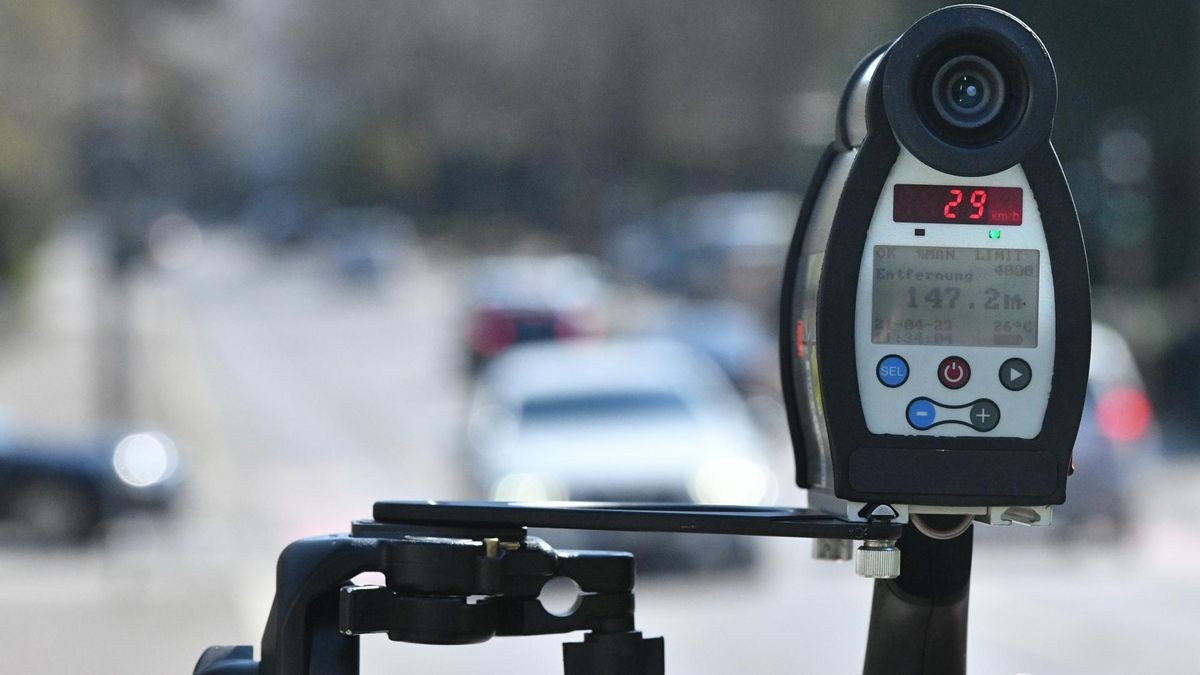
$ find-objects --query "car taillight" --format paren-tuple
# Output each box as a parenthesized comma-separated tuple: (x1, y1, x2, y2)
(469, 311, 517, 355)
(553, 316, 580, 339)
(1096, 386, 1152, 443)
(554, 311, 602, 339)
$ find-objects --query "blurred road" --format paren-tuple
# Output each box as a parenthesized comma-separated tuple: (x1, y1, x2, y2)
(0, 230, 1198, 674)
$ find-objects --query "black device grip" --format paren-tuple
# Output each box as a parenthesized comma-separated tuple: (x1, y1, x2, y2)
(862, 522, 973, 675)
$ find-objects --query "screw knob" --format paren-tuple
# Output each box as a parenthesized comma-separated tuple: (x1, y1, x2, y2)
(855, 539, 901, 579)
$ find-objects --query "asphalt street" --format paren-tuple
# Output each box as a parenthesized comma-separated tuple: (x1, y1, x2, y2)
(0, 230, 1197, 674)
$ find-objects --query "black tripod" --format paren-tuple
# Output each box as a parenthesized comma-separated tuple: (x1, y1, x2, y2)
(193, 501, 971, 675)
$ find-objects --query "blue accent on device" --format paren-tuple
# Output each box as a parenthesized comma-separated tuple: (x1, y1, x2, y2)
(906, 398, 937, 430)
(877, 355, 909, 387)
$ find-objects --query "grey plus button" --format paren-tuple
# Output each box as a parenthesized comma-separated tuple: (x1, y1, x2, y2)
(999, 358, 1032, 391)
(969, 399, 1000, 432)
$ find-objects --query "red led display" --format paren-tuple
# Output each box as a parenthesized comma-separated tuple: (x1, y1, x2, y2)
(893, 184, 1023, 225)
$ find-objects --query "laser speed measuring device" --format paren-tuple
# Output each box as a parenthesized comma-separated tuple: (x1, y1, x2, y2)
(781, 5, 1091, 530)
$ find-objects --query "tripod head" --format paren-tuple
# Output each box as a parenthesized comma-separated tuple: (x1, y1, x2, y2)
(194, 502, 901, 675)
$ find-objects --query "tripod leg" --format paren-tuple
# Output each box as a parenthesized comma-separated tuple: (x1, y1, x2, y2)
(259, 536, 379, 675)
(562, 630, 665, 675)
(862, 522, 973, 675)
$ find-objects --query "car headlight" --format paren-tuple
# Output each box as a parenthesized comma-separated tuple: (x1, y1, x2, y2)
(490, 472, 569, 502)
(689, 456, 775, 506)
(113, 432, 179, 488)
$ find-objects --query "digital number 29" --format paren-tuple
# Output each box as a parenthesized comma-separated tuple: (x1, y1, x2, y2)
(943, 189, 986, 220)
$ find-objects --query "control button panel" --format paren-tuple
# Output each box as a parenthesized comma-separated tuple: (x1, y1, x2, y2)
(868, 351, 1036, 436)
(999, 358, 1032, 391)
(906, 397, 1001, 432)
(938, 356, 970, 389)
(876, 355, 909, 388)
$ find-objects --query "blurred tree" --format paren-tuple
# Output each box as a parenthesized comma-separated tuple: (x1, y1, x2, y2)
(0, 0, 86, 300)
(988, 0, 1200, 289)
(269, 0, 912, 247)
(142, 0, 1200, 289)
(73, 0, 226, 424)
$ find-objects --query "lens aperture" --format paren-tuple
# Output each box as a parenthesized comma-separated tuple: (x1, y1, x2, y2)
(950, 74, 987, 110)
(931, 55, 1005, 130)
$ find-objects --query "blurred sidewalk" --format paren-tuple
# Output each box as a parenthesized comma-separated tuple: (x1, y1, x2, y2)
(0, 230, 107, 432)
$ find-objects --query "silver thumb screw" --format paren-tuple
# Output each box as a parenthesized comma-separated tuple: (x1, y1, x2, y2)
(855, 539, 901, 579)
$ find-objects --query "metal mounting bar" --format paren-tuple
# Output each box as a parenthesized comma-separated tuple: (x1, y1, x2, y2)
(369, 501, 903, 540)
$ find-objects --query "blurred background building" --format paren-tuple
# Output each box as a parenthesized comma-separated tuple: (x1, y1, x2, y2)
(0, 1, 1197, 673)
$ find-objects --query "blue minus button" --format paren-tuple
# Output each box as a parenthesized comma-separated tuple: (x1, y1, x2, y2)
(877, 355, 909, 388)
(906, 398, 937, 430)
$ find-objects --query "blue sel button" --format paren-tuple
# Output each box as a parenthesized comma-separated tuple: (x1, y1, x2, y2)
(906, 398, 937, 430)
(876, 355, 910, 387)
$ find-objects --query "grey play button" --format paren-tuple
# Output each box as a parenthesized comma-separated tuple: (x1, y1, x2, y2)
(999, 358, 1032, 391)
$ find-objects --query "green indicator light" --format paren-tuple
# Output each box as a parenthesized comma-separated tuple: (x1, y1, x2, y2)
(988, 229, 1001, 239)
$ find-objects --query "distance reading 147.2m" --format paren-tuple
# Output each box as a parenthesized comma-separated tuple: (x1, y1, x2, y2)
(871, 245, 1039, 347)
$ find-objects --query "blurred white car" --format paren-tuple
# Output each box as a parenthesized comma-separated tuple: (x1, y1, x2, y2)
(465, 338, 776, 569)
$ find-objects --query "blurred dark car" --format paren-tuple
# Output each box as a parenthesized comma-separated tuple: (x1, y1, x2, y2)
(464, 256, 609, 372)
(243, 186, 331, 247)
(0, 429, 181, 543)
(1058, 323, 1161, 535)
(608, 191, 800, 319)
(464, 338, 775, 570)
(313, 207, 419, 285)
(657, 300, 779, 397)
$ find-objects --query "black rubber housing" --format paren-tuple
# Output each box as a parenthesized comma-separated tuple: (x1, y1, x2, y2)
(779, 143, 838, 489)
(882, 4, 1057, 177)
(835, 43, 892, 152)
(782, 5, 1091, 506)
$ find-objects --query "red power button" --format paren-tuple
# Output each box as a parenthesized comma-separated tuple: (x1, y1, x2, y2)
(938, 356, 971, 389)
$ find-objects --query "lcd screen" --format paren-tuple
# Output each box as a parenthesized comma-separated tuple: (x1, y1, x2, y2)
(871, 245, 1038, 347)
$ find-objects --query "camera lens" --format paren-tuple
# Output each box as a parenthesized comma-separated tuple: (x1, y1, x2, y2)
(883, 5, 1055, 173)
(931, 55, 1006, 130)
(950, 74, 987, 110)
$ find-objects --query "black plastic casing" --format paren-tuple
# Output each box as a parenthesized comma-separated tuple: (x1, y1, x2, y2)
(780, 5, 1091, 507)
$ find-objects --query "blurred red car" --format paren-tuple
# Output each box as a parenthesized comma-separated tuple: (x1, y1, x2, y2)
(1058, 322, 1161, 535)
(464, 256, 609, 371)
